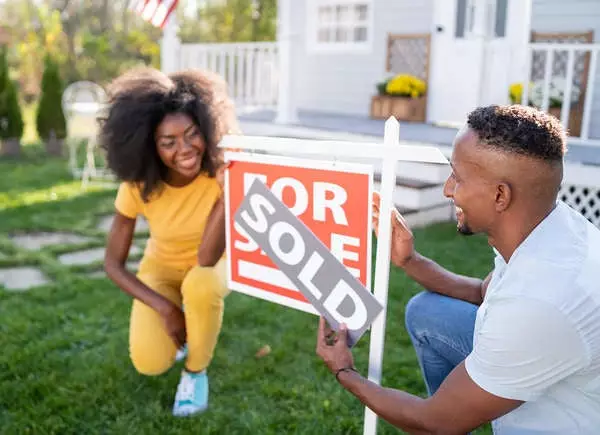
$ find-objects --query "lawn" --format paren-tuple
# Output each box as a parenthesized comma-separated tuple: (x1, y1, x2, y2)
(0, 146, 494, 435)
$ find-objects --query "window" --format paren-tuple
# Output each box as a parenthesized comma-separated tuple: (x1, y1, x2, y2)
(309, 0, 372, 52)
(455, 0, 508, 39)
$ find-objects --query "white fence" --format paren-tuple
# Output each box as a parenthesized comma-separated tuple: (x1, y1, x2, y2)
(522, 42, 600, 147)
(178, 42, 279, 109)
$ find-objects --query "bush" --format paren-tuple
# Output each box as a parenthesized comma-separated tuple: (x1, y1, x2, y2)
(0, 47, 24, 140)
(36, 55, 67, 141)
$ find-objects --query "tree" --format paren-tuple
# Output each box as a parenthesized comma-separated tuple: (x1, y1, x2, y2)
(36, 55, 67, 156)
(0, 47, 24, 156)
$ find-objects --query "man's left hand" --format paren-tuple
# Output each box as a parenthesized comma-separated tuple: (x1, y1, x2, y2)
(316, 317, 355, 375)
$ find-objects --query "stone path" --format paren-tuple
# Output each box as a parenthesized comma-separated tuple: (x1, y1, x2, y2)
(9, 232, 93, 250)
(0, 267, 50, 291)
(0, 216, 149, 291)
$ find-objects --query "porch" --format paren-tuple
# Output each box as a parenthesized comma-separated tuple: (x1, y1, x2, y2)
(238, 108, 600, 166)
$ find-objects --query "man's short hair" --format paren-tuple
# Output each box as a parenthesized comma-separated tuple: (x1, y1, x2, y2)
(467, 105, 567, 162)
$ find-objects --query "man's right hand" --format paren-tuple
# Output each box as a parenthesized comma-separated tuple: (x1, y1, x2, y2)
(158, 301, 187, 349)
(372, 191, 416, 269)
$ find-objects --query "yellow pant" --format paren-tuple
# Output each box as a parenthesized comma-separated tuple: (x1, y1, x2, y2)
(129, 256, 230, 375)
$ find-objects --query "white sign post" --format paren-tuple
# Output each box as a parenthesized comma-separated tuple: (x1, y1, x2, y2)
(220, 117, 448, 435)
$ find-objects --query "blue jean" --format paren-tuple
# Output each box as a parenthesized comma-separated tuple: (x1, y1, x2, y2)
(405, 291, 478, 396)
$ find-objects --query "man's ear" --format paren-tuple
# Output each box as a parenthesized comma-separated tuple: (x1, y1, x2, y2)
(495, 182, 512, 212)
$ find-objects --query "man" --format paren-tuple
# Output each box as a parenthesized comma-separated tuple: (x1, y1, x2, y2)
(316, 105, 600, 434)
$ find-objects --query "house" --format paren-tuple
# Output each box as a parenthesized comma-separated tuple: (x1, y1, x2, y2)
(160, 0, 600, 228)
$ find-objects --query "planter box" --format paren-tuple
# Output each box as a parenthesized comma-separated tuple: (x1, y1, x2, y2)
(370, 95, 426, 122)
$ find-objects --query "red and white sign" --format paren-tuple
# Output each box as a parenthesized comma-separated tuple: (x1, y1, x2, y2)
(224, 152, 373, 314)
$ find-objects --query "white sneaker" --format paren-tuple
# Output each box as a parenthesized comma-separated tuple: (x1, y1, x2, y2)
(172, 370, 209, 417)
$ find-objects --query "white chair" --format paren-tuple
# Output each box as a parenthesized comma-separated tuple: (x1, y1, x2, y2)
(61, 81, 114, 188)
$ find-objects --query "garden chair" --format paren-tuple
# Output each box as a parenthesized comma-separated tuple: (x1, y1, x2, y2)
(62, 81, 115, 188)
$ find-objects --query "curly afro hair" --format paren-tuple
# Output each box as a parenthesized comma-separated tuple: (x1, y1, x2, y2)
(98, 67, 240, 201)
(467, 105, 567, 162)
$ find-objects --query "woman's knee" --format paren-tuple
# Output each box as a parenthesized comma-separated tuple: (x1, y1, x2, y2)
(130, 348, 175, 376)
(182, 264, 230, 302)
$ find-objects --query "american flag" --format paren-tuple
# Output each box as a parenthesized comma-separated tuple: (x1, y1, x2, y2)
(131, 0, 179, 29)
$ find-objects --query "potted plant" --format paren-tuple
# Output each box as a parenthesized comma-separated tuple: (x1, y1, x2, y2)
(36, 55, 67, 156)
(370, 74, 427, 122)
(0, 48, 24, 156)
(509, 78, 583, 136)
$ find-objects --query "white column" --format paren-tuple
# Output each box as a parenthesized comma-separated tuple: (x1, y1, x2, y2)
(507, 0, 533, 88)
(275, 0, 299, 125)
(161, 13, 181, 74)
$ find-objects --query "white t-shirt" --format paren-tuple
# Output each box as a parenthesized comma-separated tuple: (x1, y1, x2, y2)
(464, 201, 600, 434)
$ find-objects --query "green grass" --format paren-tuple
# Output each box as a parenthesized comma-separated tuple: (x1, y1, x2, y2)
(0, 149, 494, 434)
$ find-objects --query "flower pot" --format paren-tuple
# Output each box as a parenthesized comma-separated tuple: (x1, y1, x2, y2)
(548, 107, 582, 137)
(0, 138, 21, 156)
(370, 95, 426, 122)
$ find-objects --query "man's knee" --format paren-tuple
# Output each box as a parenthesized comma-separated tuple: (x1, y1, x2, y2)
(405, 291, 435, 337)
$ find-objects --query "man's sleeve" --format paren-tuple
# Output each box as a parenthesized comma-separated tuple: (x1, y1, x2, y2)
(464, 298, 589, 401)
(114, 182, 141, 219)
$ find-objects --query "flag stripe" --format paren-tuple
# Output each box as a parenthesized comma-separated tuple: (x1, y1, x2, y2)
(134, 0, 178, 29)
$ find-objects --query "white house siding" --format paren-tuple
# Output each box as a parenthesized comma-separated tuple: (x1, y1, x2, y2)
(291, 0, 434, 116)
(531, 0, 600, 140)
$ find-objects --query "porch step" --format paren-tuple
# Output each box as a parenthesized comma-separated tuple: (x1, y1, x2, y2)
(372, 160, 451, 184)
(373, 178, 449, 210)
(398, 203, 455, 229)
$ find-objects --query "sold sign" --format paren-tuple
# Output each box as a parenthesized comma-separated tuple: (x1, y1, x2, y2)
(234, 178, 382, 346)
(225, 153, 374, 319)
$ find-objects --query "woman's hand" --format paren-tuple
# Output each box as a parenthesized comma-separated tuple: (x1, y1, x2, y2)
(158, 301, 187, 349)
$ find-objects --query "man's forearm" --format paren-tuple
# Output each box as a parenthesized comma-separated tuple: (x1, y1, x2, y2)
(337, 370, 433, 434)
(402, 252, 483, 305)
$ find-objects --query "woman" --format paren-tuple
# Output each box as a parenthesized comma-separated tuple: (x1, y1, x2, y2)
(100, 66, 239, 417)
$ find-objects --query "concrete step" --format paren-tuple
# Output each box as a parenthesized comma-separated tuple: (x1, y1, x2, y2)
(399, 203, 455, 229)
(373, 177, 449, 210)
(372, 160, 451, 184)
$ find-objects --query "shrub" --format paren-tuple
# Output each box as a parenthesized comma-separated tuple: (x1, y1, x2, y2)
(0, 47, 24, 141)
(36, 55, 67, 141)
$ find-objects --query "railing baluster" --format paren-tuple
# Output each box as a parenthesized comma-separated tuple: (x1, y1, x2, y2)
(581, 49, 598, 141)
(522, 46, 532, 106)
(541, 48, 554, 113)
(561, 48, 576, 132)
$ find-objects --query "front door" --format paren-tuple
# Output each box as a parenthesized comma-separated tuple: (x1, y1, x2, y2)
(428, 0, 510, 126)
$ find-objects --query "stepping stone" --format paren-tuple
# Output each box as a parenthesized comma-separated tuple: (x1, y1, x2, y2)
(58, 245, 142, 266)
(9, 232, 93, 251)
(0, 267, 50, 291)
(97, 215, 149, 233)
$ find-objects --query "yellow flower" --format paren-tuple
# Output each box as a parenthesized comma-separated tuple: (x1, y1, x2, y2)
(385, 74, 426, 98)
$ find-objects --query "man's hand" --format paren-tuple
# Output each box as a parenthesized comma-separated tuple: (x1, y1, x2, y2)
(316, 317, 355, 375)
(372, 191, 416, 269)
(158, 301, 187, 349)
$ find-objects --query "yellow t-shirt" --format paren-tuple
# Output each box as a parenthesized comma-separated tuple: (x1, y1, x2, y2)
(114, 174, 222, 270)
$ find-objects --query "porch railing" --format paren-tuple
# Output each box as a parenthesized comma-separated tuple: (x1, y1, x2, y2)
(522, 42, 599, 146)
(178, 42, 279, 109)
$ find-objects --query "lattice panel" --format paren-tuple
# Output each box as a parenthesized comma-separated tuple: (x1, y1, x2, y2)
(530, 32, 593, 86)
(386, 34, 430, 81)
(559, 184, 600, 228)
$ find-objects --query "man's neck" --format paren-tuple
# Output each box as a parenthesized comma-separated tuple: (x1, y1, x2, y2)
(488, 202, 557, 263)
